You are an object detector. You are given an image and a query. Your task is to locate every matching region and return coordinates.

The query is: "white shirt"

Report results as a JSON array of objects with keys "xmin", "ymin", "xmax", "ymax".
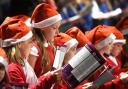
[{"xmin": 23, "ymin": 59, "xmax": 37, "ymax": 86}]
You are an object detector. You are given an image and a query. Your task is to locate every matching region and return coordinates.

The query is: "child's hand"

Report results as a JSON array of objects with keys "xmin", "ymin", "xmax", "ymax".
[
  {"xmin": 51, "ymin": 69, "xmax": 61, "ymax": 80},
  {"xmin": 120, "ymin": 72, "xmax": 128, "ymax": 83},
  {"xmin": 82, "ymin": 82, "xmax": 93, "ymax": 89}
]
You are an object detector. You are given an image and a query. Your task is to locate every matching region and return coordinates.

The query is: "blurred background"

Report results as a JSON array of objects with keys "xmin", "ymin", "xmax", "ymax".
[{"xmin": 0, "ymin": 0, "xmax": 128, "ymax": 32}]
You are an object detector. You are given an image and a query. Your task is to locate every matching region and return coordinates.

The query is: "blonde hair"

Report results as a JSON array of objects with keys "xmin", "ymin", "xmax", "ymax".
[
  {"xmin": 3, "ymin": 45, "xmax": 25, "ymax": 67},
  {"xmin": 32, "ymin": 28, "xmax": 55, "ymax": 72}
]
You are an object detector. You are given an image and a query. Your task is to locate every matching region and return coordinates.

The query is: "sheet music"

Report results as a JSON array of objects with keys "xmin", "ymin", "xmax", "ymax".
[
  {"xmin": 69, "ymin": 46, "xmax": 91, "ymax": 68},
  {"xmin": 53, "ymin": 46, "xmax": 66, "ymax": 69},
  {"xmin": 68, "ymin": 46, "xmax": 101, "ymax": 82},
  {"xmin": 61, "ymin": 44, "xmax": 106, "ymax": 88},
  {"xmin": 93, "ymin": 69, "xmax": 115, "ymax": 86},
  {"xmin": 71, "ymin": 55, "xmax": 100, "ymax": 82}
]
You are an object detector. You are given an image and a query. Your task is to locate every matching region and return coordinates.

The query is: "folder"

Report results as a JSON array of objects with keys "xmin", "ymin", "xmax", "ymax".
[{"xmin": 61, "ymin": 44, "xmax": 106, "ymax": 88}]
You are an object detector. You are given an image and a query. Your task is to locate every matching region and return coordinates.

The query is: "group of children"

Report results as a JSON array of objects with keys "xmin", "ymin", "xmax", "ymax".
[{"xmin": 0, "ymin": 2, "xmax": 128, "ymax": 89}]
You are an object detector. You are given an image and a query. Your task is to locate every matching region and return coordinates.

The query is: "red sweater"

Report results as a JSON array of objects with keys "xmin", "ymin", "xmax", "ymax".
[{"xmin": 8, "ymin": 63, "xmax": 57, "ymax": 89}]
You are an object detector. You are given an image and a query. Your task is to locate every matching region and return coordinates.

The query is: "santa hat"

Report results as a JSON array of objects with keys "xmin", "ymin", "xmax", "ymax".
[
  {"xmin": 0, "ymin": 17, "xmax": 33, "ymax": 47},
  {"xmin": 116, "ymin": 16, "xmax": 128, "ymax": 35},
  {"xmin": 85, "ymin": 25, "xmax": 116, "ymax": 50},
  {"xmin": 11, "ymin": 15, "xmax": 29, "ymax": 22},
  {"xmin": 108, "ymin": 26, "xmax": 126, "ymax": 44},
  {"xmin": 11, "ymin": 15, "xmax": 31, "ymax": 27},
  {"xmin": 0, "ymin": 48, "xmax": 8, "ymax": 69},
  {"xmin": 31, "ymin": 3, "xmax": 62, "ymax": 29},
  {"xmin": 54, "ymin": 33, "xmax": 78, "ymax": 52},
  {"xmin": 53, "ymin": 33, "xmax": 78, "ymax": 69},
  {"xmin": 65, "ymin": 27, "xmax": 90, "ymax": 48},
  {"xmin": 0, "ymin": 17, "xmax": 16, "ymax": 27}
]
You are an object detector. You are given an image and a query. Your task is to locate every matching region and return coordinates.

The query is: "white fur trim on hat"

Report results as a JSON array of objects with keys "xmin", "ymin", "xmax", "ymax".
[
  {"xmin": 95, "ymin": 33, "xmax": 116, "ymax": 50},
  {"xmin": 25, "ymin": 18, "xmax": 31, "ymax": 27},
  {"xmin": 30, "ymin": 46, "xmax": 39, "ymax": 56},
  {"xmin": 32, "ymin": 14, "xmax": 62, "ymax": 28},
  {"xmin": 0, "ymin": 56, "xmax": 8, "ymax": 69},
  {"xmin": 113, "ymin": 39, "xmax": 126, "ymax": 44},
  {"xmin": 2, "ymin": 31, "xmax": 33, "ymax": 47},
  {"xmin": 121, "ymin": 28, "xmax": 128, "ymax": 35},
  {"xmin": 64, "ymin": 38, "xmax": 78, "ymax": 52}
]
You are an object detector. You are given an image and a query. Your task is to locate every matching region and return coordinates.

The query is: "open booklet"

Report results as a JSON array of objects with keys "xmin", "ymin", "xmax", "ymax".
[
  {"xmin": 52, "ymin": 46, "xmax": 67, "ymax": 70},
  {"xmin": 60, "ymin": 44, "xmax": 106, "ymax": 88},
  {"xmin": 93, "ymin": 66, "xmax": 115, "ymax": 87}
]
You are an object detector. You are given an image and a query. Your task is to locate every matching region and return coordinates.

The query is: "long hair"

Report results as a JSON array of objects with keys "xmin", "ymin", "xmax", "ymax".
[
  {"xmin": 32, "ymin": 28, "xmax": 55, "ymax": 72},
  {"xmin": 3, "ymin": 45, "xmax": 25, "ymax": 67}
]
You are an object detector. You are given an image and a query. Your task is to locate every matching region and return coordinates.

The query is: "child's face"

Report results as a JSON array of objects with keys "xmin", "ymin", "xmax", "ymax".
[
  {"xmin": 41, "ymin": 21, "xmax": 61, "ymax": 41},
  {"xmin": 111, "ymin": 43, "xmax": 123, "ymax": 57},
  {"xmin": 18, "ymin": 38, "xmax": 33, "ymax": 59},
  {"xmin": 0, "ymin": 64, "xmax": 5, "ymax": 82}
]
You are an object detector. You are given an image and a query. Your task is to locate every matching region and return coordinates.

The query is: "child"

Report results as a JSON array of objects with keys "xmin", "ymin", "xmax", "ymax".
[
  {"xmin": 0, "ymin": 17, "xmax": 60, "ymax": 89},
  {"xmin": 30, "ymin": 3, "xmax": 62, "ymax": 78},
  {"xmin": 83, "ymin": 25, "xmax": 117, "ymax": 89},
  {"xmin": 53, "ymin": 33, "xmax": 78, "ymax": 89},
  {"xmin": 11, "ymin": 15, "xmax": 38, "ymax": 69}
]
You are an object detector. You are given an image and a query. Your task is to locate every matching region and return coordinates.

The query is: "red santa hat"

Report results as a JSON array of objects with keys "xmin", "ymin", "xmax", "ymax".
[
  {"xmin": 109, "ymin": 26, "xmax": 126, "ymax": 44},
  {"xmin": 11, "ymin": 15, "xmax": 31, "ymax": 27},
  {"xmin": 0, "ymin": 17, "xmax": 16, "ymax": 27},
  {"xmin": 116, "ymin": 16, "xmax": 128, "ymax": 35},
  {"xmin": 0, "ymin": 48, "xmax": 8, "ymax": 69},
  {"xmin": 31, "ymin": 3, "xmax": 62, "ymax": 29},
  {"xmin": 85, "ymin": 25, "xmax": 116, "ymax": 50},
  {"xmin": 53, "ymin": 33, "xmax": 78, "ymax": 69},
  {"xmin": 11, "ymin": 15, "xmax": 29, "ymax": 22},
  {"xmin": 0, "ymin": 17, "xmax": 33, "ymax": 47},
  {"xmin": 54, "ymin": 33, "xmax": 78, "ymax": 52},
  {"xmin": 65, "ymin": 27, "xmax": 90, "ymax": 48}
]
